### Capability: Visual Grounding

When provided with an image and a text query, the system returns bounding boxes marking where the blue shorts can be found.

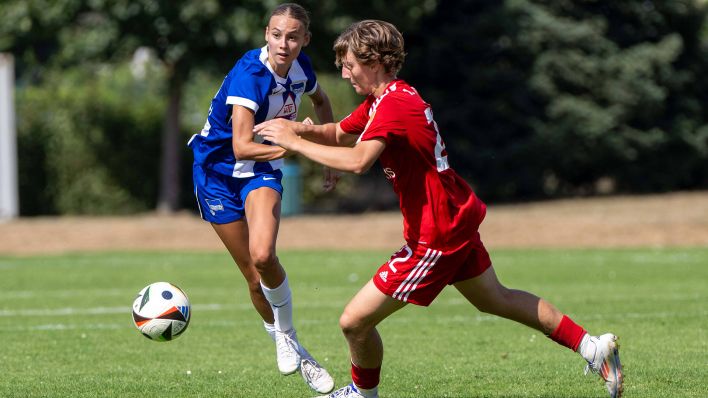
[192,165,283,224]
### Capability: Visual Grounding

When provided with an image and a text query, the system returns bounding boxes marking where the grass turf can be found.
[0,248,706,397]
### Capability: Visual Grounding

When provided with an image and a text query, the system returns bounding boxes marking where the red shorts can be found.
[372,232,492,306]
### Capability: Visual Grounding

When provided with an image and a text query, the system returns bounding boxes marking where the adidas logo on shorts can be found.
[378,271,388,282]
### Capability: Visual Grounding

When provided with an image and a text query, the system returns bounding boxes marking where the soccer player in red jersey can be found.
[255,20,623,398]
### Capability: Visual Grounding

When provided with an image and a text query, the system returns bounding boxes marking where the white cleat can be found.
[584,333,624,398]
[300,349,335,394]
[275,328,301,375]
[315,382,373,398]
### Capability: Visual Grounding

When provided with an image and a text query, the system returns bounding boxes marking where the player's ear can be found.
[264,26,269,42]
[303,31,311,47]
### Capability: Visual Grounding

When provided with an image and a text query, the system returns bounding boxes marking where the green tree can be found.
[65,1,271,212]
[2,0,270,212]
[16,65,165,215]
[7,0,704,213]
[2,0,434,214]
[405,0,546,199]
[407,0,708,200]
[529,0,708,193]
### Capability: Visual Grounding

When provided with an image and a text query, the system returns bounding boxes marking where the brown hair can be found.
[269,3,310,32]
[334,20,406,75]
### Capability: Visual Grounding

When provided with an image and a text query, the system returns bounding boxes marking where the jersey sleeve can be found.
[339,99,373,135]
[358,97,404,144]
[297,52,319,95]
[225,61,272,113]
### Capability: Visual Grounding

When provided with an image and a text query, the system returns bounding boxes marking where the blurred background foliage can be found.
[1,0,706,215]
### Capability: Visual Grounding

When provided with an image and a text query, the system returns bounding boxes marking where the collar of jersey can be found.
[259,45,289,85]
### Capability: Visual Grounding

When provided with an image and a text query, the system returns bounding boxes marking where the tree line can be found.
[2,0,706,215]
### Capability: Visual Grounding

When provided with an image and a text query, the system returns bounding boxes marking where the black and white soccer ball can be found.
[132,282,191,342]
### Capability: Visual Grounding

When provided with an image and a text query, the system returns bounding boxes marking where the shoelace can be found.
[584,362,594,375]
[276,331,299,358]
[585,354,605,376]
[301,358,323,381]
[586,354,614,380]
[328,385,358,398]
[583,338,601,376]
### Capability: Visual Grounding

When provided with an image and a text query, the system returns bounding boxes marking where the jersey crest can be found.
[275,93,297,120]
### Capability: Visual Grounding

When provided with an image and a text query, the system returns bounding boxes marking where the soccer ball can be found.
[132,282,191,341]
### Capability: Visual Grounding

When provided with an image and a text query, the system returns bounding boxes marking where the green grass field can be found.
[1,248,706,397]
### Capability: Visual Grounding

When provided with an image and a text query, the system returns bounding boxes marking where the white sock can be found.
[263,321,276,341]
[355,384,379,398]
[576,333,596,362]
[260,277,294,332]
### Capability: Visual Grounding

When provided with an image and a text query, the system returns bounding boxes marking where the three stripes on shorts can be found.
[392,248,442,302]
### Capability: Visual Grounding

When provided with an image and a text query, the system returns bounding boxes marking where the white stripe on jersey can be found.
[368,82,396,118]
[228,96,259,112]
[232,161,255,178]
[392,248,442,302]
[231,158,284,178]
[306,81,318,95]
[357,82,397,144]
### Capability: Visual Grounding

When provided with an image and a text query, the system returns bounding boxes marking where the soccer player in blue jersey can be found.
[188,3,335,394]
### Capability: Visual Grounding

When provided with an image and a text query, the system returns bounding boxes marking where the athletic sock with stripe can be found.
[260,276,294,332]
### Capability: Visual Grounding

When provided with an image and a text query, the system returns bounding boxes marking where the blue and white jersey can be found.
[188,46,318,178]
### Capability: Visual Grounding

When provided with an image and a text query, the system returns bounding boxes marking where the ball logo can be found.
[139,287,150,311]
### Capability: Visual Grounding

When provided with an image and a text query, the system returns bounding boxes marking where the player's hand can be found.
[285,117,312,158]
[254,118,303,134]
[322,167,341,192]
[255,118,300,151]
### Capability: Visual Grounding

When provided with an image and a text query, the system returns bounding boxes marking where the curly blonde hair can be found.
[334,20,406,75]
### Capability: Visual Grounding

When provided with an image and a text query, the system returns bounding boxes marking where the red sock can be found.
[351,362,381,390]
[549,315,586,351]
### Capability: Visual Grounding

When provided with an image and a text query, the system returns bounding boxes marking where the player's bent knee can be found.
[250,250,277,272]
[339,311,366,336]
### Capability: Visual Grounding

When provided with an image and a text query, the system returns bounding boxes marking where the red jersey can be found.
[340,79,486,251]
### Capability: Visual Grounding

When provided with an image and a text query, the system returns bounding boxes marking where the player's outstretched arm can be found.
[255,118,356,148]
[257,120,385,174]
[256,118,333,145]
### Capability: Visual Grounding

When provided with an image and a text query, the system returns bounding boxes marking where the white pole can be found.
[0,53,18,221]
